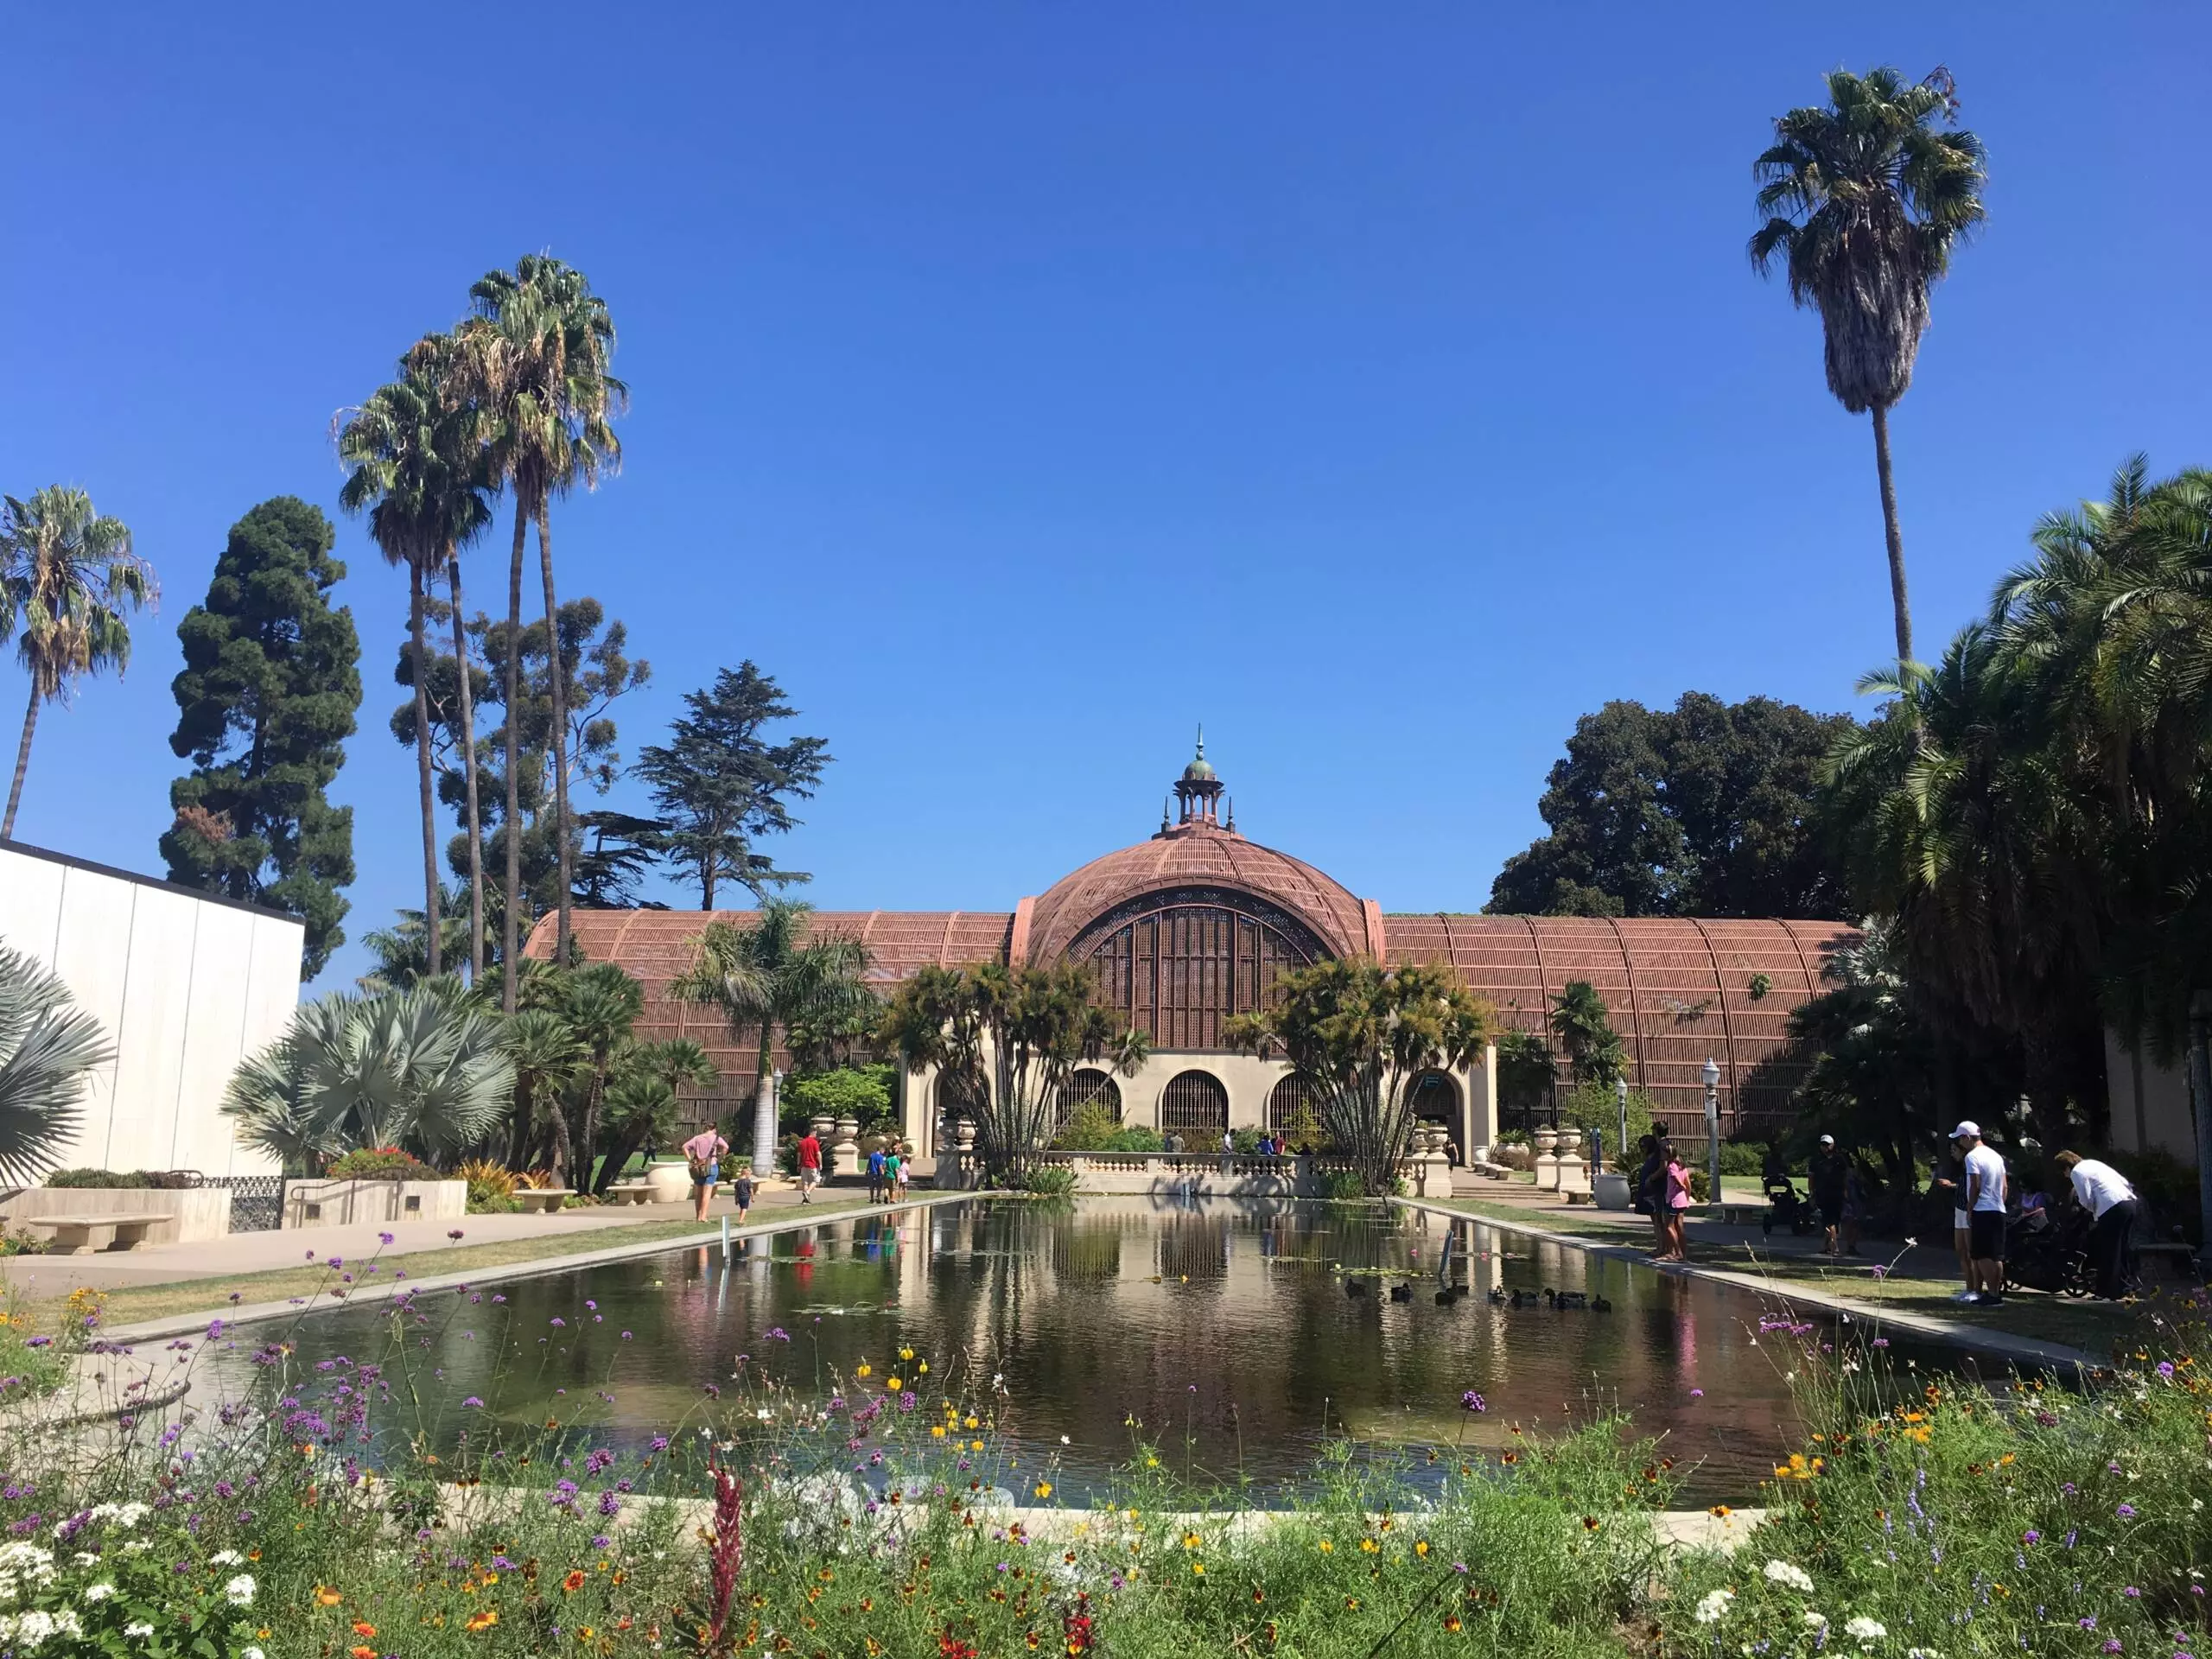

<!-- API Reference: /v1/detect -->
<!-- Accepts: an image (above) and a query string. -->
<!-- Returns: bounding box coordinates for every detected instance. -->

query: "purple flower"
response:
[550,1318,565,1328]
[448,1229,464,1241]
[766,1326,791,1342]
[1460,1390,1485,1413]
[2158,1361,2176,1379]
[2117,1504,2137,1519]
[649,1436,670,1452]
[462,1396,484,1409]
[2022,1530,2040,1545]
[1689,1388,1704,1398]
[2123,1588,2140,1599]
[585,1300,597,1311]
[378,1231,394,1245]
[1872,1338,1890,1349]
[2102,1644,2121,1656]
[592,1533,612,1548]
[2082,1619,2099,1631]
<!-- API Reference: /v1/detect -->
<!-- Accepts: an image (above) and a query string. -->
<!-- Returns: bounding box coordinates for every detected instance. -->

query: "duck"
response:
[1486,1287,1508,1306]
[1591,1294,1613,1312]
[1435,1288,1456,1306]
[1344,1277,1368,1299]
[1508,1287,1536,1308]
[1389,1281,1412,1303]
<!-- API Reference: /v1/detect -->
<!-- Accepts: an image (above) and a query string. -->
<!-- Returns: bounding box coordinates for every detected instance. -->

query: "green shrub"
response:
[325,1147,439,1180]
[2101,1144,2202,1243]
[783,1063,897,1135]
[1051,1099,1125,1151]
[1016,1164,1077,1197]
[1716,1139,1770,1177]
[43,1168,194,1190]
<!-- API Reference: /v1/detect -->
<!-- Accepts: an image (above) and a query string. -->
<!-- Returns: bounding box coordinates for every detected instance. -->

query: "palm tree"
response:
[1751,67,1986,664]
[357,887,475,993]
[501,1009,584,1183]
[452,257,624,998]
[220,996,353,1175]
[1548,980,1624,1092]
[550,963,645,1192]
[671,900,874,1177]
[0,486,153,839]
[0,943,114,1183]
[594,1039,715,1195]
[337,349,495,982]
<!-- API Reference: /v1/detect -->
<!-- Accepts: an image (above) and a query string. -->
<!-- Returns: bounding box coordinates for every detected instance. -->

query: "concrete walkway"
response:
[0,1177,863,1300]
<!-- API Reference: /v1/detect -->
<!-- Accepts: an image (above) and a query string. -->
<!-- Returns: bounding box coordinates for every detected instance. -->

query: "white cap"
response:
[1818,1134,1834,1146]
[1949,1121,1980,1141]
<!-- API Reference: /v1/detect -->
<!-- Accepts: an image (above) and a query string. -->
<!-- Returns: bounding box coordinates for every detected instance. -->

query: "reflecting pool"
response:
[203,1198,1975,1506]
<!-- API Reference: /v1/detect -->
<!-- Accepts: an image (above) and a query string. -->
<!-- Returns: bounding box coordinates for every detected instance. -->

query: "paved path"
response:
[0,1177,862,1300]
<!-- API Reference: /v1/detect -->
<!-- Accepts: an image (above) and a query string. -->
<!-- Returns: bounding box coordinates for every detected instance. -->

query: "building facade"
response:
[533,743,1859,1158]
[0,839,300,1177]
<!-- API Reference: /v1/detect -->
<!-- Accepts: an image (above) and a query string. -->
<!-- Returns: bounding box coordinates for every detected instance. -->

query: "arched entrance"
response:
[1408,1070,1460,1160]
[1058,1068,1122,1131]
[1159,1070,1230,1137]
[1266,1075,1314,1138]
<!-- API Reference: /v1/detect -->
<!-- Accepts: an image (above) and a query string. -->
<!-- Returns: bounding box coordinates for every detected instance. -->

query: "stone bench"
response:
[2136,1241,2198,1282]
[603,1183,656,1206]
[24,1212,173,1255]
[514,1188,576,1214]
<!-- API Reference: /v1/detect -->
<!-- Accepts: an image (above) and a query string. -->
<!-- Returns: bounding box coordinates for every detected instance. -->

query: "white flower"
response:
[1763,1560,1815,1593]
[1803,1611,1829,1628]
[1060,1434,1071,1445]
[124,1624,155,1640]
[1905,1649,1942,1659]
[222,1572,255,1606]
[81,1583,115,1603]
[0,1610,84,1650]
[756,1408,772,1422]
[243,1649,266,1659]
[1694,1588,1736,1624]
[1847,1617,1888,1643]
[208,1548,245,1566]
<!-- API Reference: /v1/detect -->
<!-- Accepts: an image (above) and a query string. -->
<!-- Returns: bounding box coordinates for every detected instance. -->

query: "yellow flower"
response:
[1034,1482,1053,1498]
[1317,1541,1333,1554]
[856,1363,873,1378]
[932,1426,947,1439]
[887,1377,903,1392]
[966,1416,980,1429]
[1183,1532,1202,1550]
[1192,1562,1205,1576]
[899,1346,915,1360]
[1414,1540,1431,1557]
[918,1361,930,1374]
[973,1440,985,1452]
[315,1588,345,1607]
[1358,1538,1379,1554]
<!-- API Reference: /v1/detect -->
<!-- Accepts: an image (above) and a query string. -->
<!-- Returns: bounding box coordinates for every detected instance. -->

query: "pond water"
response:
[202,1198,1978,1507]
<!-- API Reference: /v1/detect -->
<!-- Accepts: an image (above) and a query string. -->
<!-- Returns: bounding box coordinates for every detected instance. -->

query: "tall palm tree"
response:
[1548,980,1624,1091]
[0,942,114,1183]
[1751,67,1986,664]
[453,257,624,999]
[337,348,495,982]
[671,900,874,1177]
[0,486,153,839]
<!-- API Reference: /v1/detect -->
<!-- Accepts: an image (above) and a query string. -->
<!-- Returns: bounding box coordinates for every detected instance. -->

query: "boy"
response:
[1956,1122,2008,1305]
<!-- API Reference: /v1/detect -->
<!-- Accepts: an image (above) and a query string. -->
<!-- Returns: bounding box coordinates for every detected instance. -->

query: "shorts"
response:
[1968,1211,2006,1261]
[1952,1210,1967,1232]
[1816,1202,1845,1229]
[696,1160,717,1186]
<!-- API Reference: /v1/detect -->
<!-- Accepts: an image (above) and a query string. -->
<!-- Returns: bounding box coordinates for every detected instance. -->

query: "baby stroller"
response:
[2003,1202,2094,1298]
[1761,1172,1817,1237]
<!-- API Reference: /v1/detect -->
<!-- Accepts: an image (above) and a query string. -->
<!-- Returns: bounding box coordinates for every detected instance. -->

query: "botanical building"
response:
[531,742,1853,1157]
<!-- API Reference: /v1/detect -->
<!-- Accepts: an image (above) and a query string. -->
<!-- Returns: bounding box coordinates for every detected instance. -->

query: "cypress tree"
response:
[162,497,362,978]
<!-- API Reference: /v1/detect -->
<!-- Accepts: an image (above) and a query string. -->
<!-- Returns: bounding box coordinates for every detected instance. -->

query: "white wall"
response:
[0,842,298,1177]
[2105,1027,2198,1164]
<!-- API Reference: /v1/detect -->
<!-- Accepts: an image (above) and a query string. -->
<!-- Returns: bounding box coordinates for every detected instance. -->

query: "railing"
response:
[166,1172,286,1233]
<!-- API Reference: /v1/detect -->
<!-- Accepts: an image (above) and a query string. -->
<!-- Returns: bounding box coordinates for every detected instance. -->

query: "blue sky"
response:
[5,3,2208,990]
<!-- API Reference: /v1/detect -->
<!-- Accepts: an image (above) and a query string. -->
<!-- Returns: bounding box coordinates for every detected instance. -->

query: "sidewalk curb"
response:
[1393,1195,2104,1373]
[102,1192,973,1346]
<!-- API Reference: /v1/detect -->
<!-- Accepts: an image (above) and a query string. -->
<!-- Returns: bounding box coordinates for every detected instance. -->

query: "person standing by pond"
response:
[866,1142,887,1205]
[1661,1141,1694,1262]
[1633,1135,1665,1256]
[1929,1141,1974,1301]
[2054,1149,2139,1300]
[732,1166,754,1225]
[1956,1121,2008,1305]
[797,1126,823,1204]
[893,1143,911,1199]
[1810,1134,1857,1256]
[683,1125,729,1224]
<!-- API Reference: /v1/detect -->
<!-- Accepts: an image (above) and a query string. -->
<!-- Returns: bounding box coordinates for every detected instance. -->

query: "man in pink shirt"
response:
[682,1126,728,1223]
[797,1128,823,1204]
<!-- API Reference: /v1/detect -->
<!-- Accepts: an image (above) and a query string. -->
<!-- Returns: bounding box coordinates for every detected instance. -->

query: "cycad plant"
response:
[1751,67,1986,664]
[0,943,113,1183]
[1,486,154,838]
[594,1039,716,1194]
[501,1009,585,1185]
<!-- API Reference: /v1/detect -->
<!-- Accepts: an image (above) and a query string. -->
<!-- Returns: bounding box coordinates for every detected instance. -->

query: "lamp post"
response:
[1616,1077,1629,1167]
[1701,1058,1721,1206]
[752,1066,783,1179]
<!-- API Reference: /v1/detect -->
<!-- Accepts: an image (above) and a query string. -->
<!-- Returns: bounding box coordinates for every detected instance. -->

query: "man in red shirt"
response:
[797,1128,823,1204]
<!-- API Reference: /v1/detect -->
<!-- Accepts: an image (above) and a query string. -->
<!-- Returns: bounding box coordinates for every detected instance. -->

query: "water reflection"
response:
[202,1198,1970,1506]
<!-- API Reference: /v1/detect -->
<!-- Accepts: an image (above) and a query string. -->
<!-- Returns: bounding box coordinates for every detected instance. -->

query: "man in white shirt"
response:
[2054,1150,2139,1299]
[1954,1122,2009,1305]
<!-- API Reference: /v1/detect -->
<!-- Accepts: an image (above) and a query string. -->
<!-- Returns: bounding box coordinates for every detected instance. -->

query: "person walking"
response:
[683,1125,729,1224]
[732,1166,755,1226]
[1661,1141,1694,1262]
[797,1126,823,1204]
[1809,1135,1854,1255]
[893,1144,911,1199]
[866,1143,887,1205]
[1955,1122,2008,1305]
[2054,1150,2139,1299]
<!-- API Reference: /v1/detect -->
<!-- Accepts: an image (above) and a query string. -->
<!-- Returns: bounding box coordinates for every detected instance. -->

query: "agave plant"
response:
[224,981,514,1168]
[0,944,112,1184]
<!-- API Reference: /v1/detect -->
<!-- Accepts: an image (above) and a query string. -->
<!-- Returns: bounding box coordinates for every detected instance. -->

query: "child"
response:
[866,1143,887,1205]
[1662,1143,1694,1262]
[732,1167,754,1226]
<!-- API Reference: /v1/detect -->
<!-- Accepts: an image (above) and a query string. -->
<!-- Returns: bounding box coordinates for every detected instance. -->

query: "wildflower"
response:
[209,1549,245,1566]
[1035,1483,1052,1499]
[563,1568,587,1592]
[1461,1390,1485,1412]
[1445,1614,1463,1632]
[466,1610,499,1631]
[315,1586,343,1605]
[1694,1589,1735,1624]
[1690,1388,1704,1398]
[1764,1560,1815,1593]
[353,1623,378,1638]
[1847,1617,1888,1642]
[1317,1541,1333,1554]
[223,1573,256,1606]
[82,1582,115,1601]
[2117,1504,2138,1519]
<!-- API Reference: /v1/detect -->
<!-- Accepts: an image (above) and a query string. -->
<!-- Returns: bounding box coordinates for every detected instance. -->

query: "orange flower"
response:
[352,1649,377,1659]
[315,1587,344,1607]
[563,1568,588,1592]
[353,1624,378,1639]
[466,1610,499,1632]
[1444,1613,1464,1633]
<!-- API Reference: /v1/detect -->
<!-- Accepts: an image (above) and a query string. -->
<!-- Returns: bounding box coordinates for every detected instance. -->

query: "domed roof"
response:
[1025,823,1371,964]
[1182,755,1217,782]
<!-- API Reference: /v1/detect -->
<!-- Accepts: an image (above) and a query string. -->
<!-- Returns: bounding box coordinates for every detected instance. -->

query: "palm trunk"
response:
[501,500,527,1014]
[536,502,575,967]
[1870,403,1913,665]
[580,1056,608,1197]
[545,1092,573,1191]
[1,683,37,841]
[410,562,442,981]
[448,549,486,984]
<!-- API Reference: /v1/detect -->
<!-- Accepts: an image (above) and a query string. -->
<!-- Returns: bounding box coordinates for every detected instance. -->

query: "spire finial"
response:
[1195,721,1205,760]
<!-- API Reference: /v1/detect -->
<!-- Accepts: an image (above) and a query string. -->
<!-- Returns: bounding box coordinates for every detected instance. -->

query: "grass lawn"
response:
[59,1193,886,1332]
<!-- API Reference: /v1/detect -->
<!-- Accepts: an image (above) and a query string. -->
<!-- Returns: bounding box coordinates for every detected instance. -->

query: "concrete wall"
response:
[2105,1029,2198,1163]
[0,1186,233,1245]
[0,841,299,1178]
[283,1179,467,1228]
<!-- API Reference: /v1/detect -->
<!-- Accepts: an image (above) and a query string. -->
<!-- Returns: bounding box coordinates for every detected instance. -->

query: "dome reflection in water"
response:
[203,1198,1973,1508]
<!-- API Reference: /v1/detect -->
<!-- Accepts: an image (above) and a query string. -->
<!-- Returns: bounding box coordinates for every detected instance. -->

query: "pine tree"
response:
[162,498,361,978]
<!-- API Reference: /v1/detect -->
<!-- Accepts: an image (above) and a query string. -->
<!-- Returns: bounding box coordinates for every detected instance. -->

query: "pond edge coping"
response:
[98,1192,974,1346]
[1391,1195,2104,1375]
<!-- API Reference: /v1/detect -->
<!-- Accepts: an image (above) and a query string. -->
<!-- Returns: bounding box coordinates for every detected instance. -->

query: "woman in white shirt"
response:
[2054,1150,2139,1299]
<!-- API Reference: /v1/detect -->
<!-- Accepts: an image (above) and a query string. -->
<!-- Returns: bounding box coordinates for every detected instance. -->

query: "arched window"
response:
[1058,1068,1122,1130]
[1266,1074,1313,1135]
[1159,1070,1230,1135]
[1408,1070,1459,1123]
[1072,894,1323,1049]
